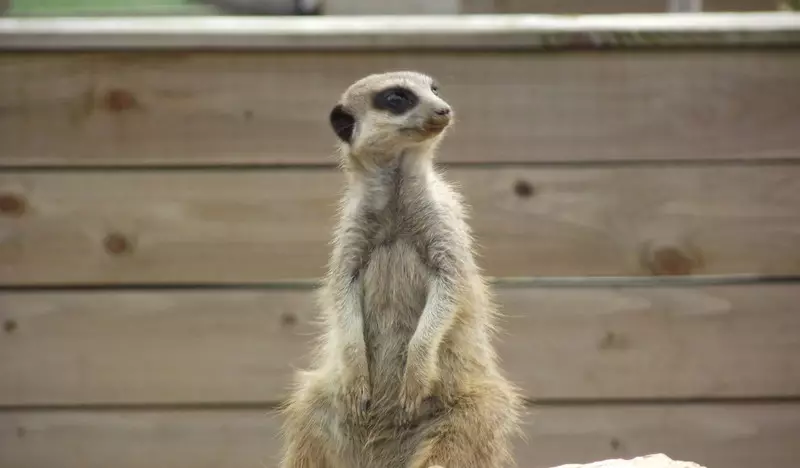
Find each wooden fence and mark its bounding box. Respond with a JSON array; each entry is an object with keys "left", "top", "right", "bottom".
[{"left": 1, "top": 13, "right": 800, "bottom": 468}]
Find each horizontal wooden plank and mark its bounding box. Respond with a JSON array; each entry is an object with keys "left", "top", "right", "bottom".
[
  {"left": 325, "top": 0, "right": 459, "bottom": 14},
  {"left": 470, "top": 0, "right": 783, "bottom": 13},
  {"left": 703, "top": 0, "right": 783, "bottom": 11},
  {"left": 463, "top": 0, "right": 667, "bottom": 14},
  {"left": 1, "top": 284, "right": 798, "bottom": 405},
  {"left": 2, "top": 13, "right": 800, "bottom": 51},
  {"left": 2, "top": 403, "right": 799, "bottom": 468},
  {"left": 1, "top": 50, "right": 799, "bottom": 166},
  {"left": 1, "top": 165, "right": 798, "bottom": 284}
]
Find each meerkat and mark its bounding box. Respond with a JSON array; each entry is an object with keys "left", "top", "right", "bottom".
[{"left": 279, "top": 71, "right": 523, "bottom": 468}]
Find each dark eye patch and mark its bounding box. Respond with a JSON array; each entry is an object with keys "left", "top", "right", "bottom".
[{"left": 372, "top": 86, "right": 418, "bottom": 115}]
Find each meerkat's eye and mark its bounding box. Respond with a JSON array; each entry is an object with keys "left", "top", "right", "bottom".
[
  {"left": 431, "top": 84, "right": 440, "bottom": 95},
  {"left": 373, "top": 86, "right": 418, "bottom": 115}
]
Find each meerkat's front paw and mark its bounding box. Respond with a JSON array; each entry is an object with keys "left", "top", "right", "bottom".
[
  {"left": 341, "top": 372, "right": 371, "bottom": 421},
  {"left": 398, "top": 368, "right": 431, "bottom": 422}
]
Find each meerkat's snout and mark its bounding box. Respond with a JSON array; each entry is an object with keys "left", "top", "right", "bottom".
[{"left": 423, "top": 104, "right": 452, "bottom": 133}]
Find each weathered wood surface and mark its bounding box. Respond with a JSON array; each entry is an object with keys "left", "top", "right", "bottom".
[
  {"left": 2, "top": 404, "right": 799, "bottom": 468},
  {"left": 1, "top": 51, "right": 799, "bottom": 166},
  {"left": 1, "top": 165, "right": 798, "bottom": 284},
  {"left": 1, "top": 284, "right": 798, "bottom": 405},
  {"left": 325, "top": 0, "right": 459, "bottom": 15},
  {"left": 465, "top": 0, "right": 783, "bottom": 13},
  {"left": 461, "top": 0, "right": 666, "bottom": 14},
  {"left": 703, "top": 0, "right": 785, "bottom": 10},
  {"left": 3, "top": 14, "right": 800, "bottom": 51}
]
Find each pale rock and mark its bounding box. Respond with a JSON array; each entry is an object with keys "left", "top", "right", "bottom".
[{"left": 550, "top": 453, "right": 707, "bottom": 468}]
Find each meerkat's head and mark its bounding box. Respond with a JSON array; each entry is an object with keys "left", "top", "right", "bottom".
[{"left": 328, "top": 71, "right": 453, "bottom": 164}]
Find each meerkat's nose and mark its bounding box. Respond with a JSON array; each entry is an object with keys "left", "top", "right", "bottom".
[{"left": 426, "top": 105, "right": 452, "bottom": 132}]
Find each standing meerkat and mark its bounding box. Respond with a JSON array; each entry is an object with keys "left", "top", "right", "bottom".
[{"left": 279, "top": 71, "right": 523, "bottom": 468}]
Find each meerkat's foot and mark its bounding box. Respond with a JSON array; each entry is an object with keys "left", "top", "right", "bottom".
[{"left": 341, "top": 372, "right": 371, "bottom": 421}]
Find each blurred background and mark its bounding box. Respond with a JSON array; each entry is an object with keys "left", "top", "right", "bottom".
[
  {"left": 3, "top": 0, "right": 800, "bottom": 15},
  {"left": 1, "top": 1, "right": 799, "bottom": 468}
]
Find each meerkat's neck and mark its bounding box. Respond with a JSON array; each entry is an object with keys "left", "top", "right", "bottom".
[
  {"left": 341, "top": 146, "right": 438, "bottom": 213},
  {"left": 345, "top": 146, "right": 435, "bottom": 185}
]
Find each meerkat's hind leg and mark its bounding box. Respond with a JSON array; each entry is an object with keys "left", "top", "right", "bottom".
[
  {"left": 408, "top": 434, "right": 501, "bottom": 468},
  {"left": 280, "top": 436, "right": 335, "bottom": 468},
  {"left": 406, "top": 401, "right": 517, "bottom": 468},
  {"left": 279, "top": 385, "right": 341, "bottom": 468}
]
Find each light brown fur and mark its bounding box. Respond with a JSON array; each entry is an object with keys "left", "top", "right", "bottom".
[{"left": 279, "top": 71, "right": 523, "bottom": 468}]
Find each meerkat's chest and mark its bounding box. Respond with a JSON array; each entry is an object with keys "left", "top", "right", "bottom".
[
  {"left": 359, "top": 188, "right": 439, "bottom": 312},
  {"left": 362, "top": 186, "right": 439, "bottom": 246}
]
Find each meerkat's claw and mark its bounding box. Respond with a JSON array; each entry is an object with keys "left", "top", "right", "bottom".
[
  {"left": 398, "top": 371, "right": 429, "bottom": 420},
  {"left": 359, "top": 396, "right": 370, "bottom": 414},
  {"left": 342, "top": 373, "right": 371, "bottom": 421}
]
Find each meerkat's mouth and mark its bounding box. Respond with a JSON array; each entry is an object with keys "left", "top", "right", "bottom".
[
  {"left": 420, "top": 117, "right": 451, "bottom": 134},
  {"left": 422, "top": 123, "right": 448, "bottom": 133},
  {"left": 401, "top": 124, "right": 448, "bottom": 138},
  {"left": 400, "top": 116, "right": 451, "bottom": 139}
]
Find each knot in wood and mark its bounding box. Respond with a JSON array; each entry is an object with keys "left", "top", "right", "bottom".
[
  {"left": 3, "top": 319, "right": 18, "bottom": 334},
  {"left": 609, "top": 437, "right": 622, "bottom": 451},
  {"left": 598, "top": 331, "right": 630, "bottom": 351},
  {"left": 0, "top": 193, "right": 26, "bottom": 217},
  {"left": 104, "top": 89, "right": 140, "bottom": 113},
  {"left": 646, "top": 246, "right": 697, "bottom": 276},
  {"left": 280, "top": 311, "right": 298, "bottom": 328},
  {"left": 104, "top": 232, "right": 134, "bottom": 255},
  {"left": 513, "top": 180, "right": 534, "bottom": 198}
]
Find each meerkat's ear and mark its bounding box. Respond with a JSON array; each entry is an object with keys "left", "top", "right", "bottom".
[{"left": 329, "top": 104, "right": 355, "bottom": 143}]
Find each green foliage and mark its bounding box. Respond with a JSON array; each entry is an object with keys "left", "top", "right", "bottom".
[{"left": 8, "top": 0, "right": 214, "bottom": 15}]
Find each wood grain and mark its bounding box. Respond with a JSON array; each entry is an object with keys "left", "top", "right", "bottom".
[
  {"left": 1, "top": 165, "right": 798, "bottom": 284},
  {"left": 1, "top": 50, "right": 798, "bottom": 166},
  {"left": 466, "top": 0, "right": 783, "bottom": 13},
  {"left": 2, "top": 403, "right": 799, "bottom": 468},
  {"left": 325, "top": 0, "right": 459, "bottom": 14},
  {"left": 5, "top": 14, "right": 799, "bottom": 51},
  {"left": 1, "top": 284, "right": 798, "bottom": 405},
  {"left": 461, "top": 0, "right": 666, "bottom": 14},
  {"left": 703, "top": 0, "right": 782, "bottom": 11}
]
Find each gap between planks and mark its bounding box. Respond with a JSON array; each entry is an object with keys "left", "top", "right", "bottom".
[
  {"left": 3, "top": 396, "right": 800, "bottom": 414},
  {"left": 2, "top": 274, "right": 800, "bottom": 292},
  {"left": 2, "top": 157, "right": 800, "bottom": 172}
]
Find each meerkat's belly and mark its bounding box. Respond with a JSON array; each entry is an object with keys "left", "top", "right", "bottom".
[{"left": 361, "top": 238, "right": 429, "bottom": 397}]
